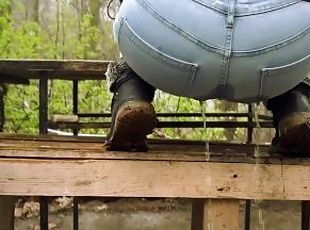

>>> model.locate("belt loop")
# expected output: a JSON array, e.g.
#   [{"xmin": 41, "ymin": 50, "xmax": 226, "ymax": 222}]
[{"xmin": 227, "ymin": 0, "xmax": 236, "ymax": 28}]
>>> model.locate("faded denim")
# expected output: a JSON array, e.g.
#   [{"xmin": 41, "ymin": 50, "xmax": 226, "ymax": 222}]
[{"xmin": 114, "ymin": 0, "xmax": 310, "ymax": 102}]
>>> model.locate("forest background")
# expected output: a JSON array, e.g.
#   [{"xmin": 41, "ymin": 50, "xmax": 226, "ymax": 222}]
[{"xmin": 0, "ymin": 0, "xmax": 273, "ymax": 142}]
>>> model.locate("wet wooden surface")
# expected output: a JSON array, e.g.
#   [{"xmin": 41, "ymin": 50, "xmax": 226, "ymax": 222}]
[
  {"xmin": 0, "ymin": 134, "xmax": 307, "ymax": 165},
  {"xmin": 0, "ymin": 134, "xmax": 309, "ymax": 199}
]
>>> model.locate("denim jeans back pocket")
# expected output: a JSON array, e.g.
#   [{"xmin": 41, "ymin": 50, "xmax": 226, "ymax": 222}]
[
  {"xmin": 117, "ymin": 18, "xmax": 199, "ymax": 96},
  {"xmin": 260, "ymin": 53, "xmax": 310, "ymax": 99}
]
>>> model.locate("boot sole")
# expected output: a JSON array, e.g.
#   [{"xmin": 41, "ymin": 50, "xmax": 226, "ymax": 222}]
[{"xmin": 105, "ymin": 101, "xmax": 157, "ymax": 151}]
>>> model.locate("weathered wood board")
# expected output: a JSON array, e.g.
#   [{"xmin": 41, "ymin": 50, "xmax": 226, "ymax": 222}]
[
  {"xmin": 0, "ymin": 157, "xmax": 309, "ymax": 199},
  {"xmin": 0, "ymin": 59, "xmax": 110, "ymax": 80},
  {"xmin": 0, "ymin": 135, "xmax": 309, "ymax": 200}
]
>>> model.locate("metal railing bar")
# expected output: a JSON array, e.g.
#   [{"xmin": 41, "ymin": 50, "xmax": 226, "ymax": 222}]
[
  {"xmin": 48, "ymin": 121, "xmax": 274, "ymax": 129},
  {"xmin": 76, "ymin": 112, "xmax": 272, "ymax": 120}
]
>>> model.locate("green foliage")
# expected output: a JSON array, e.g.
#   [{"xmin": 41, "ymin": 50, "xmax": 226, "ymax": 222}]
[
  {"xmin": 0, "ymin": 0, "xmax": 114, "ymax": 134},
  {"xmin": 4, "ymin": 83, "xmax": 39, "ymax": 133},
  {"xmin": 0, "ymin": 0, "xmax": 12, "ymax": 57}
]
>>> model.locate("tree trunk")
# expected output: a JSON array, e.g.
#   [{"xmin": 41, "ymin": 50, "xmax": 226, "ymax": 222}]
[
  {"xmin": 33, "ymin": 0, "xmax": 40, "ymax": 23},
  {"xmin": 89, "ymin": 0, "xmax": 103, "ymax": 28}
]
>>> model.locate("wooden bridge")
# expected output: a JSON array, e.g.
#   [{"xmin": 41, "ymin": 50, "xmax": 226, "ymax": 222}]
[{"xmin": 0, "ymin": 60, "xmax": 309, "ymax": 230}]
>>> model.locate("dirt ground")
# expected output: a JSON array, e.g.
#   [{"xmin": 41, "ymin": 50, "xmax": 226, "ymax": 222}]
[{"xmin": 14, "ymin": 198, "xmax": 301, "ymax": 230}]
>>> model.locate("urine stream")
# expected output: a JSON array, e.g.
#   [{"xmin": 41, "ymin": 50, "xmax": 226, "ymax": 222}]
[
  {"xmin": 199, "ymin": 100, "xmax": 210, "ymax": 161},
  {"xmin": 200, "ymin": 101, "xmax": 267, "ymax": 229},
  {"xmin": 200, "ymin": 100, "xmax": 213, "ymax": 229},
  {"xmin": 253, "ymin": 104, "xmax": 265, "ymax": 230}
]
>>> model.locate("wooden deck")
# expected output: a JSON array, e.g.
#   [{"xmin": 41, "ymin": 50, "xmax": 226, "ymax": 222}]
[{"xmin": 0, "ymin": 135, "xmax": 309, "ymax": 200}]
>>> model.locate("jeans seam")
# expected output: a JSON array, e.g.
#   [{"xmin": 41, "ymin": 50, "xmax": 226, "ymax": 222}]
[
  {"xmin": 219, "ymin": 0, "xmax": 236, "ymax": 92},
  {"xmin": 260, "ymin": 53, "xmax": 310, "ymax": 98},
  {"xmin": 120, "ymin": 18, "xmax": 198, "ymax": 71},
  {"xmin": 135, "ymin": 0, "xmax": 309, "ymax": 58},
  {"xmin": 262, "ymin": 53, "xmax": 310, "ymax": 76},
  {"xmin": 192, "ymin": 0, "xmax": 301, "ymax": 16},
  {"xmin": 135, "ymin": 0, "xmax": 225, "ymax": 55},
  {"xmin": 233, "ymin": 26, "xmax": 310, "ymax": 57}
]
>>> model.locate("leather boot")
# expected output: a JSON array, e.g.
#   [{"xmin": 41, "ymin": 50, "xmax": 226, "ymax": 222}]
[
  {"xmin": 267, "ymin": 83, "xmax": 310, "ymax": 155},
  {"xmin": 104, "ymin": 60, "xmax": 157, "ymax": 151}
]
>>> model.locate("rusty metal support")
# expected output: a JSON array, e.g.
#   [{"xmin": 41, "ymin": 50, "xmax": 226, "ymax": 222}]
[
  {"xmin": 247, "ymin": 104, "xmax": 253, "ymax": 144},
  {"xmin": 191, "ymin": 199, "xmax": 205, "ymax": 230},
  {"xmin": 0, "ymin": 84, "xmax": 5, "ymax": 132},
  {"xmin": 72, "ymin": 80, "xmax": 79, "ymax": 136},
  {"xmin": 39, "ymin": 197, "xmax": 48, "ymax": 230},
  {"xmin": 39, "ymin": 78, "xmax": 49, "ymax": 230},
  {"xmin": 245, "ymin": 200, "xmax": 251, "ymax": 230},
  {"xmin": 73, "ymin": 197, "xmax": 79, "ymax": 230},
  {"xmin": 39, "ymin": 78, "xmax": 48, "ymax": 134},
  {"xmin": 72, "ymin": 81, "xmax": 79, "ymax": 229},
  {"xmin": 302, "ymin": 201, "xmax": 310, "ymax": 230}
]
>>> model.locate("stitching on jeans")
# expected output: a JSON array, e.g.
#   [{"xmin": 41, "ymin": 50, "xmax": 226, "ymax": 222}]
[
  {"xmin": 260, "ymin": 53, "xmax": 310, "ymax": 98},
  {"xmin": 135, "ymin": 0, "xmax": 225, "ymax": 55},
  {"xmin": 192, "ymin": 0, "xmax": 301, "ymax": 16},
  {"xmin": 233, "ymin": 26, "xmax": 310, "ymax": 57},
  {"xmin": 262, "ymin": 53, "xmax": 310, "ymax": 75},
  {"xmin": 120, "ymin": 18, "xmax": 198, "ymax": 71},
  {"xmin": 218, "ymin": 0, "xmax": 236, "ymax": 91},
  {"xmin": 135, "ymin": 0, "xmax": 309, "ymax": 57},
  {"xmin": 119, "ymin": 18, "xmax": 199, "ymax": 95}
]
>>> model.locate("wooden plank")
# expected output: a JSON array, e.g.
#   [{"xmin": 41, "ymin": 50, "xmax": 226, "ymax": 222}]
[
  {"xmin": 0, "ymin": 158, "xmax": 309, "ymax": 199},
  {"xmin": 51, "ymin": 115, "xmax": 79, "ymax": 123},
  {"xmin": 0, "ymin": 59, "xmax": 110, "ymax": 80},
  {"xmin": 0, "ymin": 137, "xmax": 309, "ymax": 165},
  {"xmin": 203, "ymin": 199, "xmax": 240, "ymax": 230},
  {"xmin": 0, "ymin": 74, "xmax": 30, "ymax": 84}
]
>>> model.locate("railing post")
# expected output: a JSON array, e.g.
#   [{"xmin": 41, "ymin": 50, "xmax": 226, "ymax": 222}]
[
  {"xmin": 0, "ymin": 84, "xmax": 5, "ymax": 132},
  {"xmin": 302, "ymin": 201, "xmax": 310, "ymax": 230},
  {"xmin": 73, "ymin": 197, "xmax": 79, "ymax": 230},
  {"xmin": 245, "ymin": 200, "xmax": 251, "ymax": 230},
  {"xmin": 39, "ymin": 78, "xmax": 49, "ymax": 230},
  {"xmin": 39, "ymin": 197, "xmax": 48, "ymax": 230},
  {"xmin": 247, "ymin": 104, "xmax": 253, "ymax": 144},
  {"xmin": 39, "ymin": 78, "xmax": 48, "ymax": 135},
  {"xmin": 72, "ymin": 80, "xmax": 79, "ymax": 135}
]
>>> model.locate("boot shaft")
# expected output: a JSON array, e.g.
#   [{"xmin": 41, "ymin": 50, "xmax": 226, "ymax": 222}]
[
  {"xmin": 267, "ymin": 83, "xmax": 310, "ymax": 125},
  {"xmin": 106, "ymin": 60, "xmax": 155, "ymax": 113}
]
